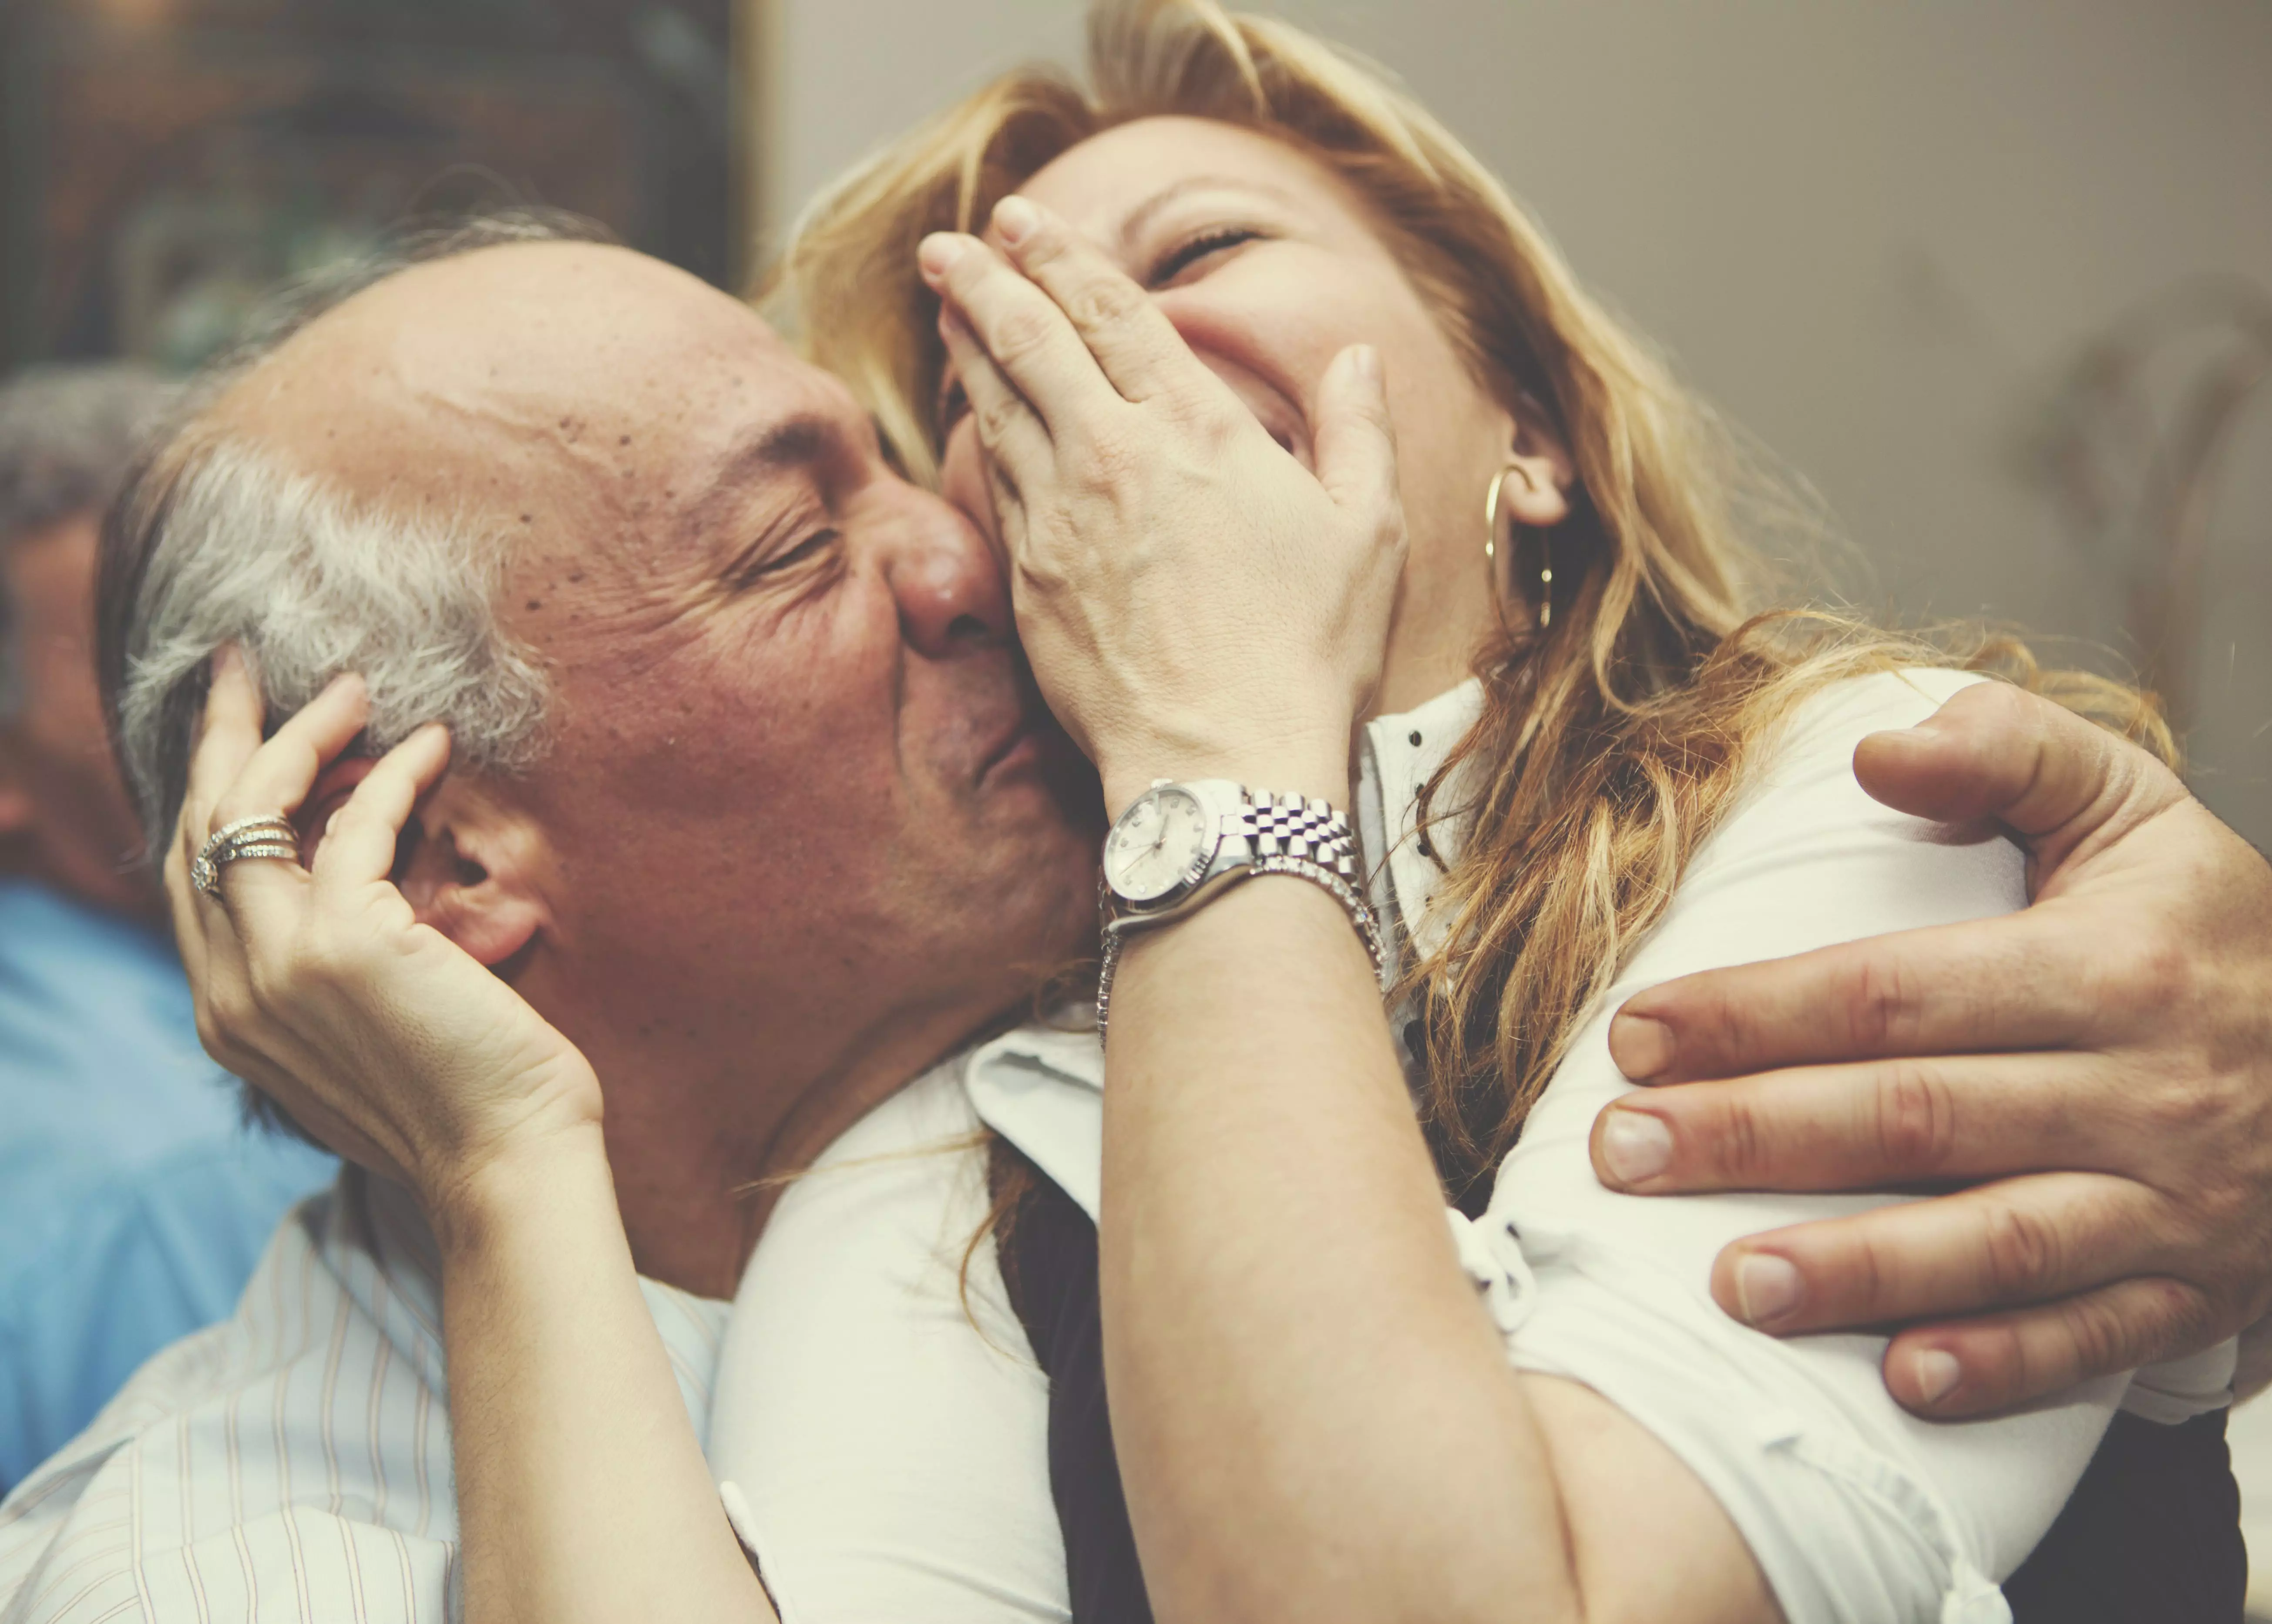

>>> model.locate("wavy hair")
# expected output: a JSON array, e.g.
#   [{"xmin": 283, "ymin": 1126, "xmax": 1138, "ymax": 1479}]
[{"xmin": 764, "ymin": 0, "xmax": 2169, "ymax": 1203}]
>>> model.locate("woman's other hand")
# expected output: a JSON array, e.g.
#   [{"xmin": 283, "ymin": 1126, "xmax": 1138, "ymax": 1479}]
[
  {"xmin": 1590, "ymin": 680, "xmax": 2272, "ymax": 1417},
  {"xmin": 167, "ymin": 648, "xmax": 604, "ymax": 1225},
  {"xmin": 918, "ymin": 195, "xmax": 1406, "ymax": 814}
]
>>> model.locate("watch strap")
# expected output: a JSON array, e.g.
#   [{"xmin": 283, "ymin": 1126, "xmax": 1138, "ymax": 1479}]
[{"xmin": 1096, "ymin": 851, "xmax": 1386, "ymax": 1044}]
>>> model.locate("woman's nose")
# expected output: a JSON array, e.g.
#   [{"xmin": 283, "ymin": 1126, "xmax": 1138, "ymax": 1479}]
[{"xmin": 885, "ymin": 499, "xmax": 1013, "ymax": 659}]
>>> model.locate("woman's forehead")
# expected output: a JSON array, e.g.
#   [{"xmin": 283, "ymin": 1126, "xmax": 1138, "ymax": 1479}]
[{"xmin": 1020, "ymin": 116, "xmax": 1351, "ymax": 240}]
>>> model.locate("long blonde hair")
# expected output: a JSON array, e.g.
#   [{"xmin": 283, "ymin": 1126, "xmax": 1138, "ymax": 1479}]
[{"xmin": 763, "ymin": 0, "xmax": 2170, "ymax": 1202}]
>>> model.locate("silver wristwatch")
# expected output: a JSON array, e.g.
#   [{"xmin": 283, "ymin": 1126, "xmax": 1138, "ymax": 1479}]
[{"xmin": 1095, "ymin": 779, "xmax": 1385, "ymax": 1042}]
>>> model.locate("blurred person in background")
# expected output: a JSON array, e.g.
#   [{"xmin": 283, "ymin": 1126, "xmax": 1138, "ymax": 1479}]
[{"xmin": 0, "ymin": 366, "xmax": 335, "ymax": 1495}]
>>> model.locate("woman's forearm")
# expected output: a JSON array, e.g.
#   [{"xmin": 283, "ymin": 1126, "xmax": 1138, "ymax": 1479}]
[
  {"xmin": 433, "ymin": 1129, "xmax": 774, "ymax": 1624},
  {"xmin": 1099, "ymin": 877, "xmax": 1582, "ymax": 1624}
]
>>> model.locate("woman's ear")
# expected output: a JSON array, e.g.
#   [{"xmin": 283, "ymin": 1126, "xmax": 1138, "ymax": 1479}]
[
  {"xmin": 391, "ymin": 776, "xmax": 551, "ymax": 971},
  {"xmin": 1499, "ymin": 398, "xmax": 1577, "ymax": 530}
]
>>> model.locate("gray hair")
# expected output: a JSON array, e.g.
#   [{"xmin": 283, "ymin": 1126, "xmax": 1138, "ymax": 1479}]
[
  {"xmin": 0, "ymin": 365, "xmax": 183, "ymax": 717},
  {"xmin": 113, "ymin": 443, "xmax": 554, "ymax": 841},
  {"xmin": 98, "ymin": 207, "xmax": 614, "ymax": 851}
]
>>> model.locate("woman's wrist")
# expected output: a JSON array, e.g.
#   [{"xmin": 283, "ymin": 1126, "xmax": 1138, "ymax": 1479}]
[
  {"xmin": 424, "ymin": 1114, "xmax": 615, "ymax": 1264},
  {"xmin": 1098, "ymin": 733, "xmax": 1356, "ymax": 821}
]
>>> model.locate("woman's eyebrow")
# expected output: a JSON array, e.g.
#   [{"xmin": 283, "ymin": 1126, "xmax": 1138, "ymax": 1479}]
[{"xmin": 1115, "ymin": 175, "xmax": 1304, "ymax": 255}]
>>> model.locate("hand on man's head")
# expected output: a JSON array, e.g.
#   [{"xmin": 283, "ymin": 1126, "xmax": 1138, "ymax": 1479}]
[{"xmin": 1589, "ymin": 679, "xmax": 2272, "ymax": 1418}]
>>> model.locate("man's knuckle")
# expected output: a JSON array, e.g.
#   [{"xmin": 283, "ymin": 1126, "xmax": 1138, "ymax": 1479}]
[
  {"xmin": 1961, "ymin": 1328, "xmax": 2029, "ymax": 1400},
  {"xmin": 1709, "ymin": 1096, "xmax": 1771, "ymax": 1185},
  {"xmin": 2059, "ymin": 1294, "xmax": 2137, "ymax": 1377},
  {"xmin": 1876, "ymin": 1062, "xmax": 1959, "ymax": 1173},
  {"xmin": 2151, "ymin": 1278, "xmax": 2224, "ymax": 1353},
  {"xmin": 1847, "ymin": 954, "xmax": 1919, "ymax": 1052},
  {"xmin": 1981, "ymin": 1198, "xmax": 2066, "ymax": 1300}
]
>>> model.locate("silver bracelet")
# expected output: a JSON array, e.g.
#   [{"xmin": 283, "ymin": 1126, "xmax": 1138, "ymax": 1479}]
[{"xmin": 1096, "ymin": 854, "xmax": 1387, "ymax": 1044}]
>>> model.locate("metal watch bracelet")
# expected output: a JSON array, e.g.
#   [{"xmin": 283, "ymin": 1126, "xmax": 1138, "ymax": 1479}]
[{"xmin": 1095, "ymin": 854, "xmax": 1388, "ymax": 1044}]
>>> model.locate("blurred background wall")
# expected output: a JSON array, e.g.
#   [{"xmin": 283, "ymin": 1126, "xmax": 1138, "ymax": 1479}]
[
  {"xmin": 763, "ymin": 0, "xmax": 2272, "ymax": 852},
  {"xmin": 0, "ymin": 0, "xmax": 737, "ymax": 371}
]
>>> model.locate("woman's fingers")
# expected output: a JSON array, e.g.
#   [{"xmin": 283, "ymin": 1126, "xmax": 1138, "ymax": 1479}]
[
  {"xmin": 920, "ymin": 230, "xmax": 1120, "ymax": 432},
  {"xmin": 985, "ymin": 195, "xmax": 1203, "ymax": 405},
  {"xmin": 1882, "ymin": 1276, "xmax": 2222, "ymax": 1418},
  {"xmin": 179, "ymin": 647, "xmax": 268, "ymax": 870},
  {"xmin": 1309, "ymin": 345, "xmax": 1400, "ymax": 528},
  {"xmin": 1708, "ymin": 1171, "xmax": 2167, "ymax": 1337},
  {"xmin": 208, "ymin": 670, "xmax": 370, "ymax": 834},
  {"xmin": 938, "ymin": 309, "xmax": 1052, "ymax": 486},
  {"xmin": 202, "ymin": 672, "xmax": 369, "ymax": 949},
  {"xmin": 312, "ymin": 723, "xmax": 452, "ymax": 891}
]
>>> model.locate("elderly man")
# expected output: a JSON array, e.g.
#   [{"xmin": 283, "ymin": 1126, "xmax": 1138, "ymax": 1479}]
[
  {"xmin": 0, "ymin": 211, "xmax": 2267, "ymax": 1624},
  {"xmin": 0, "ymin": 212, "xmax": 1098, "ymax": 1619},
  {"xmin": 0, "ymin": 367, "xmax": 334, "ymax": 1493}
]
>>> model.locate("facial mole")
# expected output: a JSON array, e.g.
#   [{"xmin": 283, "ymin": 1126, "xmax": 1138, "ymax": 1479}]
[
  {"xmin": 619, "ymin": 434, "xmax": 632, "ymax": 446},
  {"xmin": 525, "ymin": 599, "xmax": 543, "ymax": 611}
]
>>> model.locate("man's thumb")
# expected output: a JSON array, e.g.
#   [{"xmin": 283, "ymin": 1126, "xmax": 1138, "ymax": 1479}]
[{"xmin": 1852, "ymin": 680, "xmax": 2179, "ymax": 871}]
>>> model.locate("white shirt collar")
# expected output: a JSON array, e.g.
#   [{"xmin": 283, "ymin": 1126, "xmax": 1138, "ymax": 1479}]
[
  {"xmin": 1356, "ymin": 677, "xmax": 1485, "ymax": 966},
  {"xmin": 967, "ymin": 679, "xmax": 1487, "ymax": 1220}
]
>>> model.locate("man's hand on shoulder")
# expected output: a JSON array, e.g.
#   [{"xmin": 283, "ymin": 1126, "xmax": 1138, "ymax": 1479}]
[{"xmin": 1586, "ymin": 680, "xmax": 2272, "ymax": 1418}]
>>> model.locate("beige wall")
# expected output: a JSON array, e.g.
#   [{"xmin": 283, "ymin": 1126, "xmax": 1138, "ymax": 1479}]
[{"xmin": 766, "ymin": 0, "xmax": 2272, "ymax": 845}]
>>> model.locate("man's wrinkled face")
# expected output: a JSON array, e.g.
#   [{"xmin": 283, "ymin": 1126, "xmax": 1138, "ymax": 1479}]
[{"xmin": 217, "ymin": 242, "xmax": 1100, "ymax": 1080}]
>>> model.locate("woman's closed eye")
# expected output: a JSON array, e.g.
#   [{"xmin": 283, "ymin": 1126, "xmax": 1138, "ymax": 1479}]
[{"xmin": 1146, "ymin": 227, "xmax": 1262, "ymax": 289}]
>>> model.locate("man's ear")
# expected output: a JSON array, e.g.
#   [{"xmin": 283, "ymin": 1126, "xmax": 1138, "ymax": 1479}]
[
  {"xmin": 390, "ymin": 775, "xmax": 551, "ymax": 971},
  {"xmin": 1498, "ymin": 396, "xmax": 1578, "ymax": 530}
]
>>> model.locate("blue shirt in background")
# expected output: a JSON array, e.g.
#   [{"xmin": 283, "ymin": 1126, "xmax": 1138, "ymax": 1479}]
[{"xmin": 0, "ymin": 876, "xmax": 336, "ymax": 1492}]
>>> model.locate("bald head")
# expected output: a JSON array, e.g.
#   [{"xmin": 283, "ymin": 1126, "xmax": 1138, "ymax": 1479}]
[{"xmin": 209, "ymin": 241, "xmax": 807, "ymax": 551}]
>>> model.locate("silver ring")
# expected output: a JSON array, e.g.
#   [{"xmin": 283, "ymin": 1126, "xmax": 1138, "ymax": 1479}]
[{"xmin": 192, "ymin": 814, "xmax": 301, "ymax": 899}]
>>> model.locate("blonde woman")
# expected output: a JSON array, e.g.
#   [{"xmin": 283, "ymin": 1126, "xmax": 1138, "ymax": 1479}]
[{"xmin": 136, "ymin": 3, "xmax": 2270, "ymax": 1623}]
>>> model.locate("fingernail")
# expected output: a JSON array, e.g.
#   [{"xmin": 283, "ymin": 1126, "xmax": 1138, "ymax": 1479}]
[
  {"xmin": 1350, "ymin": 343, "xmax": 1380, "ymax": 384},
  {"xmin": 1913, "ymin": 1348, "xmax": 1962, "ymax": 1406},
  {"xmin": 992, "ymin": 195, "xmax": 1039, "ymax": 245},
  {"xmin": 1609, "ymin": 1013, "xmax": 1675, "ymax": 1081},
  {"xmin": 1733, "ymin": 1253, "xmax": 1805, "ymax": 1327},
  {"xmin": 212, "ymin": 645, "xmax": 242, "ymax": 679},
  {"xmin": 1598, "ymin": 1108, "xmax": 1673, "ymax": 1186},
  {"xmin": 918, "ymin": 232, "xmax": 966, "ymax": 276}
]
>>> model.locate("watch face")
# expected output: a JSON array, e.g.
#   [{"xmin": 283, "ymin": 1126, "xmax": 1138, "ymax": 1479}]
[{"xmin": 1106, "ymin": 786, "xmax": 1213, "ymax": 904}]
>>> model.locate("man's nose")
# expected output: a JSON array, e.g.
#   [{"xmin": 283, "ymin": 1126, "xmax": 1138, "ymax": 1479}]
[{"xmin": 884, "ymin": 497, "xmax": 1014, "ymax": 658}]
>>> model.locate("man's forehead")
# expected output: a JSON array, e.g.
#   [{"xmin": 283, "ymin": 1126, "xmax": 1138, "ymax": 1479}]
[{"xmin": 205, "ymin": 241, "xmax": 830, "ymax": 509}]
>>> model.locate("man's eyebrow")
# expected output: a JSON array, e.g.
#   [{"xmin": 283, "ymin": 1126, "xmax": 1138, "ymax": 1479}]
[
  {"xmin": 1116, "ymin": 175, "xmax": 1304, "ymax": 255},
  {"xmin": 683, "ymin": 412, "xmax": 837, "ymax": 542}
]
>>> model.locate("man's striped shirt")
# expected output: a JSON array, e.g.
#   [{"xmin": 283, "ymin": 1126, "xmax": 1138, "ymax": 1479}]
[{"xmin": 0, "ymin": 1167, "xmax": 726, "ymax": 1624}]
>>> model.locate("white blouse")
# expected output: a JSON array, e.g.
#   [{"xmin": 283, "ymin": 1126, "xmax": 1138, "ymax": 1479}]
[{"xmin": 713, "ymin": 668, "xmax": 2237, "ymax": 1624}]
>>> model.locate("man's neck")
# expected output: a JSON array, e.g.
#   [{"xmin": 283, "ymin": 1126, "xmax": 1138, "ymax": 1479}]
[{"xmin": 587, "ymin": 996, "xmax": 1016, "ymax": 1300}]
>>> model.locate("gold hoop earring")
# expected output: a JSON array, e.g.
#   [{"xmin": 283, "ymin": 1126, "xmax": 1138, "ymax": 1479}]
[{"xmin": 1483, "ymin": 462, "xmax": 1553, "ymax": 629}]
